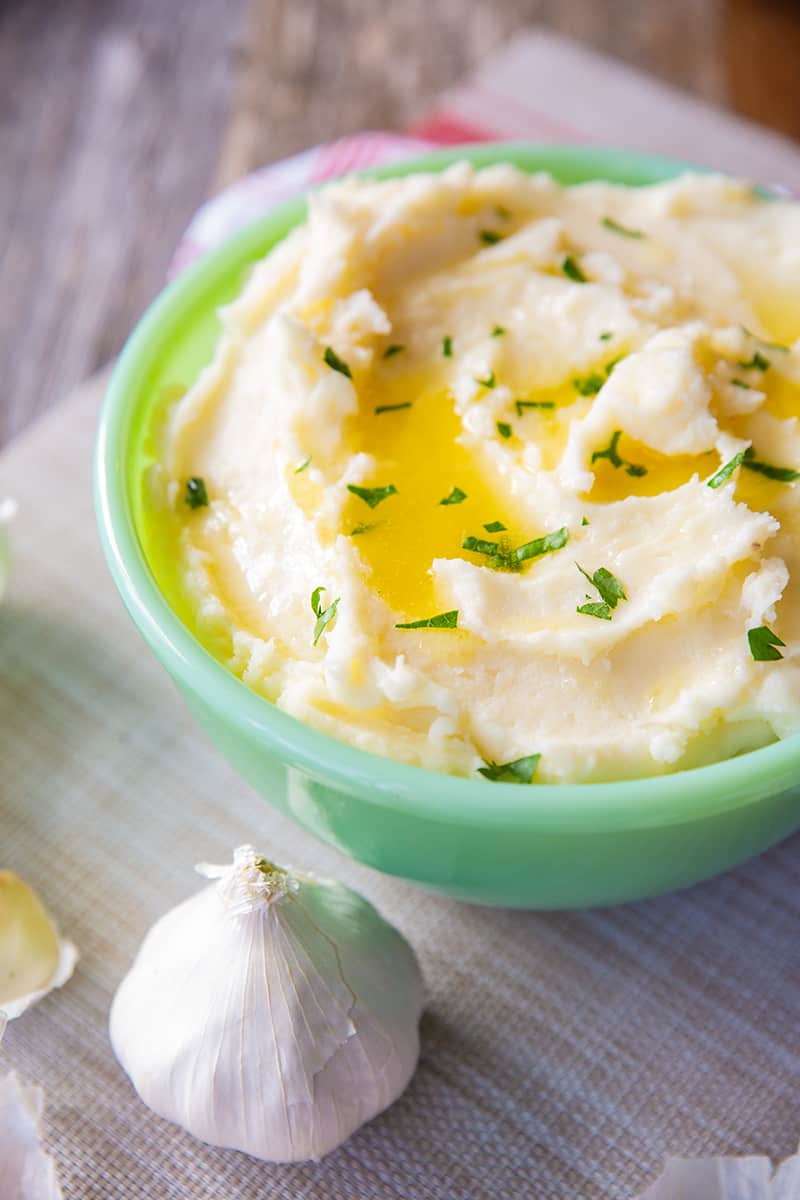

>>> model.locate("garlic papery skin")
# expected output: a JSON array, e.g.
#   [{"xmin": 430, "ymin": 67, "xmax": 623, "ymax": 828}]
[
  {"xmin": 0, "ymin": 1016, "xmax": 64, "ymax": 1199},
  {"xmin": 635, "ymin": 1149, "xmax": 800, "ymax": 1198},
  {"xmin": 109, "ymin": 845, "xmax": 425, "ymax": 1162},
  {"xmin": 0, "ymin": 872, "xmax": 78, "ymax": 1021}
]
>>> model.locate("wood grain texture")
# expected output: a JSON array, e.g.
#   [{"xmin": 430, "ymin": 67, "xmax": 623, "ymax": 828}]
[{"xmin": 1, "ymin": 0, "xmax": 799, "ymax": 446}]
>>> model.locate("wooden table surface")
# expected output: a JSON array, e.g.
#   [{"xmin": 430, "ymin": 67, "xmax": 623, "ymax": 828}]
[{"xmin": 2, "ymin": 0, "xmax": 799, "ymax": 447}]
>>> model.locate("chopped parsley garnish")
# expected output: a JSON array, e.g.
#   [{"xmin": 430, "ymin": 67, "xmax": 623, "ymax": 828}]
[
  {"xmin": 515, "ymin": 526, "xmax": 569, "ymax": 563},
  {"xmin": 382, "ymin": 343, "xmax": 404, "ymax": 359},
  {"xmin": 440, "ymin": 486, "xmax": 467, "ymax": 506},
  {"xmin": 602, "ymin": 216, "xmax": 644, "ymax": 239},
  {"xmin": 323, "ymin": 346, "xmax": 352, "ymax": 378},
  {"xmin": 442, "ymin": 335, "xmax": 453, "ymax": 358},
  {"xmin": 562, "ymin": 254, "xmax": 588, "ymax": 283},
  {"xmin": 576, "ymin": 563, "xmax": 627, "ymax": 619},
  {"xmin": 581, "ymin": 516, "xmax": 590, "ymax": 526},
  {"xmin": 375, "ymin": 401, "xmax": 412, "ymax": 415},
  {"xmin": 491, "ymin": 325, "xmax": 506, "ymax": 337},
  {"xmin": 707, "ymin": 450, "xmax": 745, "ymax": 489},
  {"xmin": 747, "ymin": 625, "xmax": 785, "ymax": 661},
  {"xmin": 573, "ymin": 372, "xmax": 605, "ymax": 397},
  {"xmin": 476, "ymin": 370, "xmax": 496, "ymax": 389},
  {"xmin": 515, "ymin": 399, "xmax": 555, "ymax": 416},
  {"xmin": 731, "ymin": 379, "xmax": 754, "ymax": 389},
  {"xmin": 478, "ymin": 754, "xmax": 541, "ymax": 784},
  {"xmin": 479, "ymin": 230, "xmax": 503, "ymax": 245},
  {"xmin": 591, "ymin": 429, "xmax": 647, "ymax": 477},
  {"xmin": 463, "ymin": 526, "xmax": 568, "ymax": 572},
  {"xmin": 311, "ymin": 587, "xmax": 340, "ymax": 646},
  {"xmin": 185, "ymin": 476, "xmax": 208, "ymax": 509},
  {"xmin": 740, "ymin": 448, "xmax": 800, "ymax": 482},
  {"xmin": 347, "ymin": 483, "xmax": 398, "ymax": 508},
  {"xmin": 737, "ymin": 350, "xmax": 770, "ymax": 372},
  {"xmin": 599, "ymin": 330, "xmax": 613, "ymax": 341},
  {"xmin": 483, "ymin": 520, "xmax": 507, "ymax": 533},
  {"xmin": 293, "ymin": 457, "xmax": 311, "ymax": 474},
  {"xmin": 577, "ymin": 601, "xmax": 612, "ymax": 620},
  {"xmin": 463, "ymin": 536, "xmax": 503, "ymax": 557},
  {"xmin": 349, "ymin": 522, "xmax": 377, "ymax": 536},
  {"xmin": 496, "ymin": 420, "xmax": 512, "ymax": 438},
  {"xmin": 395, "ymin": 610, "xmax": 459, "ymax": 630}
]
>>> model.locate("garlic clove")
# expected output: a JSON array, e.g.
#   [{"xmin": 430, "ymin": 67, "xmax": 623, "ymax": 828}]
[
  {"xmin": 110, "ymin": 845, "xmax": 424, "ymax": 1162},
  {"xmin": 634, "ymin": 1152, "xmax": 798, "ymax": 1198},
  {"xmin": 0, "ymin": 871, "xmax": 78, "ymax": 1020},
  {"xmin": 0, "ymin": 1015, "xmax": 64, "ymax": 1199}
]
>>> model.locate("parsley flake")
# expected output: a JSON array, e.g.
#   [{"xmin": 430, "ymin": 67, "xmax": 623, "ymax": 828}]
[
  {"xmin": 479, "ymin": 230, "xmax": 503, "ymax": 245},
  {"xmin": 741, "ymin": 447, "xmax": 800, "ymax": 483},
  {"xmin": 382, "ymin": 343, "xmax": 405, "ymax": 359},
  {"xmin": 581, "ymin": 516, "xmax": 589, "ymax": 526},
  {"xmin": 576, "ymin": 563, "xmax": 627, "ymax": 617},
  {"xmin": 311, "ymin": 587, "xmax": 340, "ymax": 646},
  {"xmin": 323, "ymin": 346, "xmax": 352, "ymax": 378},
  {"xmin": 440, "ymin": 486, "xmax": 467, "ymax": 506},
  {"xmin": 483, "ymin": 520, "xmax": 507, "ymax": 533},
  {"xmin": 347, "ymin": 483, "xmax": 398, "ymax": 508},
  {"xmin": 349, "ymin": 522, "xmax": 376, "ymax": 536},
  {"xmin": 562, "ymin": 255, "xmax": 588, "ymax": 283},
  {"xmin": 602, "ymin": 216, "xmax": 644, "ymax": 239},
  {"xmin": 599, "ymin": 331, "xmax": 614, "ymax": 341},
  {"xmin": 747, "ymin": 625, "xmax": 785, "ymax": 661},
  {"xmin": 577, "ymin": 601, "xmax": 612, "ymax": 620},
  {"xmin": 476, "ymin": 370, "xmax": 496, "ymax": 389},
  {"xmin": 463, "ymin": 526, "xmax": 568, "ymax": 571},
  {"xmin": 478, "ymin": 754, "xmax": 541, "ymax": 784},
  {"xmin": 375, "ymin": 402, "xmax": 412, "ymax": 415},
  {"xmin": 496, "ymin": 420, "xmax": 512, "ymax": 438},
  {"xmin": 737, "ymin": 350, "xmax": 770, "ymax": 372},
  {"xmin": 591, "ymin": 430, "xmax": 647, "ymax": 477},
  {"xmin": 573, "ymin": 372, "xmax": 605, "ymax": 397},
  {"xmin": 396, "ymin": 610, "xmax": 459, "ymax": 630},
  {"xmin": 515, "ymin": 399, "xmax": 555, "ymax": 416},
  {"xmin": 185, "ymin": 477, "xmax": 209, "ymax": 509},
  {"xmin": 462, "ymin": 536, "xmax": 502, "ymax": 558},
  {"xmin": 293, "ymin": 457, "xmax": 311, "ymax": 474},
  {"xmin": 442, "ymin": 335, "xmax": 453, "ymax": 358},
  {"xmin": 707, "ymin": 450, "xmax": 745, "ymax": 489},
  {"xmin": 491, "ymin": 325, "xmax": 506, "ymax": 337},
  {"xmin": 514, "ymin": 526, "xmax": 569, "ymax": 564},
  {"xmin": 731, "ymin": 379, "xmax": 754, "ymax": 389}
]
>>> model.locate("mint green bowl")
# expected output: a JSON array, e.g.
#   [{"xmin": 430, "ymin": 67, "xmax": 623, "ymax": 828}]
[{"xmin": 95, "ymin": 143, "xmax": 800, "ymax": 908}]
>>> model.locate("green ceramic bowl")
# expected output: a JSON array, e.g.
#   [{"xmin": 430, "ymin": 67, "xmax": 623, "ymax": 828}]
[{"xmin": 95, "ymin": 142, "xmax": 800, "ymax": 908}]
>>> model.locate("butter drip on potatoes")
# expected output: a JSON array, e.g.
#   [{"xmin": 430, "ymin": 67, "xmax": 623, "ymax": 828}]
[{"xmin": 153, "ymin": 164, "xmax": 800, "ymax": 782}]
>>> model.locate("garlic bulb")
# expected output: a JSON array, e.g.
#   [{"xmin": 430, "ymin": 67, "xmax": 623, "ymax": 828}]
[
  {"xmin": 635, "ymin": 1149, "xmax": 800, "ymax": 1198},
  {"xmin": 110, "ymin": 845, "xmax": 425, "ymax": 1162},
  {"xmin": 0, "ymin": 498, "xmax": 15, "ymax": 602},
  {"xmin": 0, "ymin": 872, "xmax": 78, "ymax": 1020},
  {"xmin": 0, "ymin": 1016, "xmax": 64, "ymax": 1199}
]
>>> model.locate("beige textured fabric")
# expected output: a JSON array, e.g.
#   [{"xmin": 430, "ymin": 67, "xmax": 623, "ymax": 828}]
[{"xmin": 3, "ymin": 40, "xmax": 800, "ymax": 1200}]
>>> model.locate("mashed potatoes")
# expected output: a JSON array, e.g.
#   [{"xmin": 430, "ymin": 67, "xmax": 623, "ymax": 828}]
[{"xmin": 151, "ymin": 163, "xmax": 800, "ymax": 783}]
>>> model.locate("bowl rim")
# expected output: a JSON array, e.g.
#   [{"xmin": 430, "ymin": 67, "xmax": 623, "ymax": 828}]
[{"xmin": 95, "ymin": 140, "xmax": 800, "ymax": 834}]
